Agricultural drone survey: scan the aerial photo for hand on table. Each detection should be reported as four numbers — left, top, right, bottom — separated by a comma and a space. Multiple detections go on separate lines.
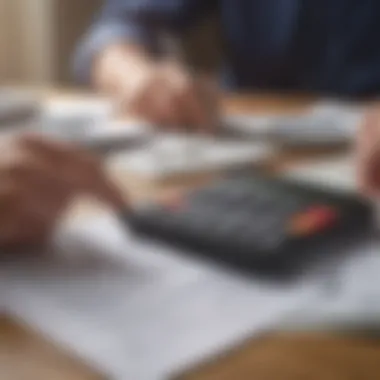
0, 134, 126, 250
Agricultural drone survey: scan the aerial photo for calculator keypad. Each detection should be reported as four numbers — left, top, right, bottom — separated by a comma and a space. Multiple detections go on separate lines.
129, 175, 371, 275
156, 185, 325, 251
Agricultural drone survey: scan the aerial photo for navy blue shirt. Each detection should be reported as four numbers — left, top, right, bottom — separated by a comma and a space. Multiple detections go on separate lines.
74, 0, 380, 97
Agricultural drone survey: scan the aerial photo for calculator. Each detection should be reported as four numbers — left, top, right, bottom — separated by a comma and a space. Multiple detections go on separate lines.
126, 174, 372, 277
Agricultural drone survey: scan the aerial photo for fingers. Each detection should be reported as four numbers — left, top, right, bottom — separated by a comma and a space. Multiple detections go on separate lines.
0, 182, 52, 248
162, 64, 208, 131
20, 133, 97, 171
135, 83, 182, 129
17, 134, 128, 209
0, 133, 128, 249
116, 61, 219, 132
197, 75, 221, 131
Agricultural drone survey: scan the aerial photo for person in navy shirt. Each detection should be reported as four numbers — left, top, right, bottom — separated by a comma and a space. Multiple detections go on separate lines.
75, 0, 380, 128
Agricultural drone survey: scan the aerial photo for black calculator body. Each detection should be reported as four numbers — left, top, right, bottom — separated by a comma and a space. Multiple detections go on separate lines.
127, 174, 372, 278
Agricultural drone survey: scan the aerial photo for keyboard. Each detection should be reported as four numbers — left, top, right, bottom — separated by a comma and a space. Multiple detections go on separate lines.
126, 173, 372, 277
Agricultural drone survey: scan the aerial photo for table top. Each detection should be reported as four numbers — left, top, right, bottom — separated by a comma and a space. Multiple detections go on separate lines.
3, 92, 378, 380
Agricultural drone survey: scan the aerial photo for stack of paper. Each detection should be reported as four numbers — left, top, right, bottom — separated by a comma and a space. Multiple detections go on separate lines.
109, 134, 275, 180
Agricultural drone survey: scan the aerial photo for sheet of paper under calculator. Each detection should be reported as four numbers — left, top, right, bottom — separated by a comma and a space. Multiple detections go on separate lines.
0, 213, 322, 380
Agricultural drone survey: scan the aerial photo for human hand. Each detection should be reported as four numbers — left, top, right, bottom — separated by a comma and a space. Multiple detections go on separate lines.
357, 105, 380, 197
96, 46, 220, 131
0, 134, 126, 250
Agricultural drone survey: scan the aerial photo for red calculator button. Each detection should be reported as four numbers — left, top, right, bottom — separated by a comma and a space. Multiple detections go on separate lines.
289, 206, 338, 237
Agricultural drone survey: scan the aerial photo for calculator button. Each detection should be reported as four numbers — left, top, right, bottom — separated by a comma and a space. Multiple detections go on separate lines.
218, 215, 247, 234
288, 206, 338, 237
258, 233, 286, 251
178, 210, 213, 230
255, 213, 281, 231
238, 228, 284, 253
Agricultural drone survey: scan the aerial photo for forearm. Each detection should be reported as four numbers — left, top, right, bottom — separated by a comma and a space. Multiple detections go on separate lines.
72, 0, 218, 86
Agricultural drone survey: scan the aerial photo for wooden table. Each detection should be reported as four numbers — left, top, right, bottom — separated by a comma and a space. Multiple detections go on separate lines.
2, 93, 379, 380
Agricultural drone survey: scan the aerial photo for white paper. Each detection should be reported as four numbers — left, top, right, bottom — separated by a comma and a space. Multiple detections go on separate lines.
109, 135, 275, 179
279, 237, 380, 332
2, 215, 380, 379
38, 97, 152, 150
225, 101, 364, 145
282, 155, 357, 192
1, 214, 321, 380
43, 97, 112, 119
39, 98, 111, 141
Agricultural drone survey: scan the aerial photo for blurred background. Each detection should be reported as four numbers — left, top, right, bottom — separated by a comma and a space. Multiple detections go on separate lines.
0, 0, 101, 85
0, 0, 221, 86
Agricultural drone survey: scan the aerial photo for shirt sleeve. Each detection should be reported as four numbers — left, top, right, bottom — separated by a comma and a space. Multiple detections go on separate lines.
72, 0, 218, 85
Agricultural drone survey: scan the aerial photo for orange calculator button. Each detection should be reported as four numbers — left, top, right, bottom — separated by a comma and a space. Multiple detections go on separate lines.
289, 206, 338, 237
